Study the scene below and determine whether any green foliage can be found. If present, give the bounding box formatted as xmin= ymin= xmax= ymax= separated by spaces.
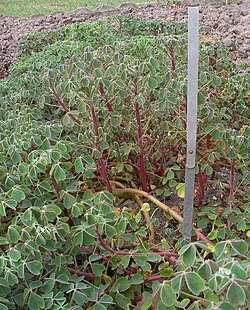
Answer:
xmin=0 ymin=16 xmax=249 ymax=309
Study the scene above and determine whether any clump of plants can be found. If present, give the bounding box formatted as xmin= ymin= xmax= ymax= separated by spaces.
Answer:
xmin=0 ymin=16 xmax=249 ymax=310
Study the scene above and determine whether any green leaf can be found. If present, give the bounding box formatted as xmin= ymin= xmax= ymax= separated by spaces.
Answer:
xmin=218 ymin=302 xmax=235 ymax=310
xmin=160 ymin=284 xmax=176 ymax=306
xmin=64 ymin=193 xmax=76 ymax=209
xmin=109 ymin=66 xmax=117 ymax=77
xmin=166 ymin=169 xmax=174 ymax=180
xmin=0 ymin=278 xmax=11 ymax=297
xmin=230 ymin=262 xmax=247 ymax=280
xmin=150 ymin=57 xmax=159 ymax=69
xmin=174 ymin=299 xmax=190 ymax=309
xmin=9 ymin=248 xmax=22 ymax=262
xmin=120 ymin=256 xmax=131 ymax=269
xmin=75 ymin=157 xmax=84 ymax=173
xmin=82 ymin=155 xmax=95 ymax=166
xmin=208 ymin=229 xmax=218 ymax=241
xmin=237 ymin=219 xmax=246 ymax=231
xmin=94 ymin=303 xmax=107 ymax=310
xmin=171 ymin=274 xmax=183 ymax=295
xmin=159 ymin=266 xmax=173 ymax=277
xmin=5 ymin=199 xmax=17 ymax=210
xmin=111 ymin=117 xmax=122 ymax=127
xmin=130 ymin=274 xmax=144 ymax=285
xmin=205 ymin=164 xmax=213 ymax=176
xmin=26 ymin=260 xmax=43 ymax=275
xmin=6 ymin=271 xmax=18 ymax=285
xmin=159 ymin=100 xmax=167 ymax=111
xmin=99 ymin=295 xmax=113 ymax=304
xmin=28 ymin=291 xmax=45 ymax=310
xmin=198 ymin=91 xmax=206 ymax=105
xmin=119 ymin=90 xmax=129 ymax=98
xmin=105 ymin=224 xmax=117 ymax=238
xmin=140 ymin=299 xmax=152 ymax=310
xmin=73 ymin=291 xmax=88 ymax=306
xmin=0 ymin=202 xmax=6 ymax=216
xmin=199 ymin=72 xmax=207 ymax=84
xmin=230 ymin=240 xmax=248 ymax=256
xmin=7 ymin=226 xmax=21 ymax=243
xmin=78 ymin=101 xmax=86 ymax=113
xmin=0 ymin=237 xmax=9 ymax=246
xmin=11 ymin=189 xmax=25 ymax=202
xmin=148 ymin=77 xmax=158 ymax=89
xmin=45 ymin=205 xmax=61 ymax=216
xmin=30 ymin=280 xmax=42 ymax=289
xmin=227 ymin=281 xmax=246 ymax=306
xmin=56 ymin=274 xmax=69 ymax=284
xmin=213 ymin=77 xmax=221 ymax=87
xmin=112 ymin=277 xmax=130 ymax=292
xmin=133 ymin=256 xmax=147 ymax=268
xmin=54 ymin=165 xmax=66 ymax=182
xmin=179 ymin=244 xmax=196 ymax=266
xmin=185 ymin=272 xmax=206 ymax=295
xmin=204 ymin=290 xmax=219 ymax=302
xmin=214 ymin=241 xmax=227 ymax=258
xmin=197 ymin=261 xmax=212 ymax=281
xmin=94 ymin=68 xmax=103 ymax=78
xmin=91 ymin=263 xmax=105 ymax=277
xmin=72 ymin=205 xmax=82 ymax=218
xmin=0 ymin=303 xmax=8 ymax=310
xmin=115 ymin=292 xmax=130 ymax=310
xmin=74 ymin=231 xmax=83 ymax=246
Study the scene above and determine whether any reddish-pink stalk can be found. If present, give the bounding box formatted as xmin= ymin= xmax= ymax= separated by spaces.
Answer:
xmin=144 ymin=275 xmax=163 ymax=283
xmin=96 ymin=230 xmax=178 ymax=258
xmin=51 ymin=177 xmax=60 ymax=197
xmin=134 ymin=82 xmax=148 ymax=192
xmin=81 ymin=246 xmax=133 ymax=275
xmin=52 ymin=88 xmax=112 ymax=192
xmin=169 ymin=45 xmax=176 ymax=72
xmin=198 ymin=168 xmax=207 ymax=207
xmin=52 ymin=88 xmax=81 ymax=125
xmin=206 ymin=133 xmax=211 ymax=149
xmin=227 ymin=158 xmax=235 ymax=229
xmin=65 ymin=266 xmax=96 ymax=280
xmin=90 ymin=104 xmax=112 ymax=193
xmin=99 ymin=82 xmax=114 ymax=112
xmin=148 ymin=156 xmax=160 ymax=170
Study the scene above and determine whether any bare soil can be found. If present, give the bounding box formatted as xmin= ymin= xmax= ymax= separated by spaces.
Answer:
xmin=0 ymin=2 xmax=249 ymax=70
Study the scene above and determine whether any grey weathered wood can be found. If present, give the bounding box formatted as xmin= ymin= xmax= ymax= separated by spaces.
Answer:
xmin=183 ymin=6 xmax=199 ymax=242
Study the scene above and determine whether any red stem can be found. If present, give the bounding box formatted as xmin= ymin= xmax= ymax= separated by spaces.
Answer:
xmin=51 ymin=177 xmax=60 ymax=197
xmin=227 ymin=158 xmax=235 ymax=229
xmin=206 ymin=134 xmax=211 ymax=149
xmin=52 ymin=87 xmax=81 ymax=125
xmin=90 ymin=104 xmax=112 ymax=193
xmin=198 ymin=168 xmax=207 ymax=207
xmin=99 ymin=82 xmax=114 ymax=112
xmin=144 ymin=275 xmax=163 ymax=283
xmin=96 ymin=230 xmax=177 ymax=258
xmin=169 ymin=45 xmax=176 ymax=72
xmin=65 ymin=266 xmax=96 ymax=280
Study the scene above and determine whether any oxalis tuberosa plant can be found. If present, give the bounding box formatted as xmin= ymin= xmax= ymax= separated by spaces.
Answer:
xmin=0 ymin=16 xmax=249 ymax=310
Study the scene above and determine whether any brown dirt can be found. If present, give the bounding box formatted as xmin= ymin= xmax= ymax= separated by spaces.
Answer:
xmin=0 ymin=2 xmax=249 ymax=70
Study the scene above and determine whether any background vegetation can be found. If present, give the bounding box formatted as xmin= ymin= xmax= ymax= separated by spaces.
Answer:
xmin=0 ymin=0 xmax=151 ymax=17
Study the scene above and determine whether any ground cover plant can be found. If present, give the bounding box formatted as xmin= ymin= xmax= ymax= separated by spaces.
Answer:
xmin=0 ymin=16 xmax=249 ymax=309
